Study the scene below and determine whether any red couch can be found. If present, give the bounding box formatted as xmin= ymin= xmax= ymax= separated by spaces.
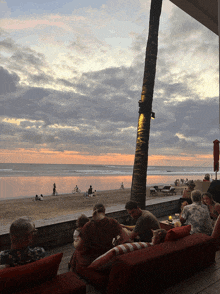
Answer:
xmin=77 ymin=233 xmax=217 ymax=294
xmin=0 ymin=253 xmax=86 ymax=294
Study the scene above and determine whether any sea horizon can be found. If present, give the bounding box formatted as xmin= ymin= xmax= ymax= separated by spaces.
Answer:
xmin=0 ymin=163 xmax=216 ymax=200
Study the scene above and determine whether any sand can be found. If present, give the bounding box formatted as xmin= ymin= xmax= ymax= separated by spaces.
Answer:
xmin=0 ymin=186 xmax=185 ymax=226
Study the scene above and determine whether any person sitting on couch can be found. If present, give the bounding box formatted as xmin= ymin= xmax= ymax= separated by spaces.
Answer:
xmin=202 ymin=192 xmax=220 ymax=223
xmin=121 ymin=201 xmax=160 ymax=242
xmin=69 ymin=203 xmax=123 ymax=271
xmin=180 ymin=190 xmax=213 ymax=236
xmin=0 ymin=217 xmax=45 ymax=268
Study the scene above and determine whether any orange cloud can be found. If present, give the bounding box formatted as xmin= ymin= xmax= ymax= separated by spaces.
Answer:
xmin=0 ymin=148 xmax=214 ymax=166
xmin=148 ymin=154 xmax=213 ymax=166
xmin=0 ymin=149 xmax=134 ymax=165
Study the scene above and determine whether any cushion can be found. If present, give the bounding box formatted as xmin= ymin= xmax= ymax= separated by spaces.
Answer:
xmin=88 ymin=242 xmax=149 ymax=270
xmin=0 ymin=252 xmax=63 ymax=293
xmin=164 ymin=225 xmax=191 ymax=242
xmin=16 ymin=272 xmax=86 ymax=294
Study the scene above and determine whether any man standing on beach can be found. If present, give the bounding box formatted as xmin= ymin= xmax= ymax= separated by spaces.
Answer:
xmin=53 ymin=183 xmax=56 ymax=195
xmin=122 ymin=201 xmax=160 ymax=242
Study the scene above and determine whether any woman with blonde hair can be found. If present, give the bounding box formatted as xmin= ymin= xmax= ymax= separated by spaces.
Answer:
xmin=69 ymin=203 xmax=123 ymax=271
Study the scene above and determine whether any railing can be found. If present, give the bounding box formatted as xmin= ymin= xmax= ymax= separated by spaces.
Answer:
xmin=0 ymin=196 xmax=181 ymax=250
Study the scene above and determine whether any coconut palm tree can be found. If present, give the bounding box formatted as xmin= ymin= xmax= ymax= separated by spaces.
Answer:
xmin=131 ymin=0 xmax=163 ymax=209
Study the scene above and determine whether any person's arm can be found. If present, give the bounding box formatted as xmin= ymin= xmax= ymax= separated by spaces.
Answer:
xmin=128 ymin=230 xmax=139 ymax=240
xmin=180 ymin=216 xmax=186 ymax=225
xmin=215 ymin=204 xmax=220 ymax=216
xmin=180 ymin=207 xmax=187 ymax=225
xmin=120 ymin=224 xmax=135 ymax=231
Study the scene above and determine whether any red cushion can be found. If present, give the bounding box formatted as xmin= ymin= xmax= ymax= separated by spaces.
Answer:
xmin=88 ymin=242 xmax=149 ymax=270
xmin=164 ymin=225 xmax=191 ymax=242
xmin=16 ymin=272 xmax=86 ymax=294
xmin=0 ymin=253 xmax=63 ymax=293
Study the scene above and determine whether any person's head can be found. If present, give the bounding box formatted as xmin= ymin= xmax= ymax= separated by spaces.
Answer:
xmin=151 ymin=229 xmax=167 ymax=245
xmin=204 ymin=174 xmax=210 ymax=181
xmin=10 ymin=217 xmax=37 ymax=249
xmin=125 ymin=201 xmax=142 ymax=219
xmin=76 ymin=214 xmax=90 ymax=228
xmin=93 ymin=203 xmax=105 ymax=217
xmin=187 ymin=180 xmax=195 ymax=190
xmin=191 ymin=190 xmax=202 ymax=203
xmin=202 ymin=192 xmax=215 ymax=206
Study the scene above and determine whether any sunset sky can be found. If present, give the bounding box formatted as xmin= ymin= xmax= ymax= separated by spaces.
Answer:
xmin=0 ymin=0 xmax=219 ymax=166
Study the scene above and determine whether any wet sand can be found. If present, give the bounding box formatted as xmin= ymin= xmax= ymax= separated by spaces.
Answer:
xmin=0 ymin=186 xmax=185 ymax=226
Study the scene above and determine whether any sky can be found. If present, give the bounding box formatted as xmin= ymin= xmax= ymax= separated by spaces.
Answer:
xmin=0 ymin=0 xmax=219 ymax=166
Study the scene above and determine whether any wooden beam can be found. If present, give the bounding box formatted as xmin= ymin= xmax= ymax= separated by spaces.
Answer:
xmin=170 ymin=0 xmax=218 ymax=35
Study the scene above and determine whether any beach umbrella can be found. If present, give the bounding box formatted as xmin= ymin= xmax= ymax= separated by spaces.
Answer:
xmin=130 ymin=0 xmax=163 ymax=209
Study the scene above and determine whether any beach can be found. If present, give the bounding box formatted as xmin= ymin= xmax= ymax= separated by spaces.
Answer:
xmin=0 ymin=163 xmax=213 ymax=200
xmin=0 ymin=186 xmax=185 ymax=226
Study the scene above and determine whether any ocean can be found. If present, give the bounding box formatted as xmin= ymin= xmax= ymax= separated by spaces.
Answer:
xmin=0 ymin=163 xmax=215 ymax=200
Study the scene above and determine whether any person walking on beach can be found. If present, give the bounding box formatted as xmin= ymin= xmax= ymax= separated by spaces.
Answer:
xmin=120 ymin=182 xmax=124 ymax=189
xmin=121 ymin=201 xmax=160 ymax=242
xmin=53 ymin=183 xmax=56 ymax=196
xmin=88 ymin=185 xmax=93 ymax=197
xmin=0 ymin=217 xmax=45 ymax=267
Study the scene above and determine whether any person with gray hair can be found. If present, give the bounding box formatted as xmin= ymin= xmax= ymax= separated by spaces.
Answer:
xmin=180 ymin=190 xmax=213 ymax=235
xmin=0 ymin=217 xmax=45 ymax=267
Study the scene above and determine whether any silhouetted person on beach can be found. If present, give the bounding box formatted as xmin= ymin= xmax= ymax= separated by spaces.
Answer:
xmin=88 ymin=185 xmax=93 ymax=196
xmin=120 ymin=182 xmax=124 ymax=189
xmin=53 ymin=183 xmax=56 ymax=196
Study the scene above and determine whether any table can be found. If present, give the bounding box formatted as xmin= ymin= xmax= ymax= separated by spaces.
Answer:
xmin=160 ymin=218 xmax=181 ymax=230
xmin=160 ymin=220 xmax=174 ymax=231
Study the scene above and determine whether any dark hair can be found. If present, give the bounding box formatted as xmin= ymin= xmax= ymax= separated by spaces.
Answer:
xmin=204 ymin=174 xmax=210 ymax=181
xmin=202 ymin=192 xmax=215 ymax=205
xmin=125 ymin=201 xmax=138 ymax=210
xmin=93 ymin=203 xmax=105 ymax=217
xmin=76 ymin=214 xmax=89 ymax=228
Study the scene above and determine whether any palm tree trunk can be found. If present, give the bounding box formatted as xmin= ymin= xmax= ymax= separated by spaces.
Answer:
xmin=131 ymin=0 xmax=163 ymax=209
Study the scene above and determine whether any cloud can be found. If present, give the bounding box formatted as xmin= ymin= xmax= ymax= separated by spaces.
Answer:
xmin=0 ymin=0 xmax=218 ymax=164
xmin=0 ymin=66 xmax=20 ymax=95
